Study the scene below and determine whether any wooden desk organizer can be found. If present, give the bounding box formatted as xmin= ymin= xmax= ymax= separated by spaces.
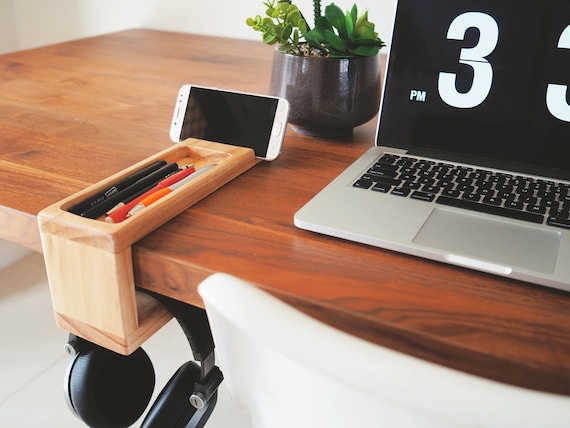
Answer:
xmin=38 ymin=139 xmax=257 ymax=355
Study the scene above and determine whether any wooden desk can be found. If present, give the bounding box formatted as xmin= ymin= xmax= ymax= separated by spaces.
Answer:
xmin=1 ymin=29 xmax=569 ymax=395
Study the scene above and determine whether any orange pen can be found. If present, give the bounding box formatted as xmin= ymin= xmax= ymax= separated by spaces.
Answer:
xmin=126 ymin=163 xmax=217 ymax=218
xmin=127 ymin=187 xmax=170 ymax=216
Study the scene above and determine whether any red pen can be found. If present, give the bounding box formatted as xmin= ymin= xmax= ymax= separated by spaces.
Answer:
xmin=105 ymin=164 xmax=195 ymax=223
xmin=126 ymin=163 xmax=217 ymax=218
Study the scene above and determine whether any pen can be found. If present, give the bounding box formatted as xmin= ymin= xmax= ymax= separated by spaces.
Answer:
xmin=106 ymin=164 xmax=195 ymax=215
xmin=81 ymin=162 xmax=179 ymax=219
xmin=126 ymin=163 xmax=217 ymax=219
xmin=105 ymin=183 xmax=157 ymax=215
xmin=105 ymin=164 xmax=199 ymax=223
xmin=68 ymin=160 xmax=167 ymax=215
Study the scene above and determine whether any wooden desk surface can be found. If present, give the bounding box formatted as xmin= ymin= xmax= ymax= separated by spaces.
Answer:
xmin=1 ymin=29 xmax=569 ymax=395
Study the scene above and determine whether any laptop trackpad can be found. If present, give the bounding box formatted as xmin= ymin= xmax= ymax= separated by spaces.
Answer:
xmin=413 ymin=208 xmax=561 ymax=274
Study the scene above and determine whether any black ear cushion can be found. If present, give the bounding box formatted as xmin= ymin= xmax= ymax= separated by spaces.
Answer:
xmin=67 ymin=346 xmax=155 ymax=428
xmin=142 ymin=361 xmax=215 ymax=428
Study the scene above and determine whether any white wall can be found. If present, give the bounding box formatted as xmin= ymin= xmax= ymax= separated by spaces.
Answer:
xmin=9 ymin=0 xmax=154 ymax=52
xmin=0 ymin=0 xmax=18 ymax=54
xmin=141 ymin=0 xmax=396 ymax=45
xmin=2 ymin=0 xmax=396 ymax=53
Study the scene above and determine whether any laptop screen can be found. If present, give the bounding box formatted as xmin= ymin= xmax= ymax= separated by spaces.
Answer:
xmin=377 ymin=0 xmax=570 ymax=180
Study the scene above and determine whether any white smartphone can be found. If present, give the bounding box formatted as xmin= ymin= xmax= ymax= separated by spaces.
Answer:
xmin=170 ymin=84 xmax=289 ymax=161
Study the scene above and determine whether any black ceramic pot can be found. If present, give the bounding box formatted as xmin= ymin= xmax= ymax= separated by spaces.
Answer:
xmin=269 ymin=49 xmax=381 ymax=139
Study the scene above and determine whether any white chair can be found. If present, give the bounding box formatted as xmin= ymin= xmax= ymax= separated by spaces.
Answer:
xmin=198 ymin=273 xmax=570 ymax=428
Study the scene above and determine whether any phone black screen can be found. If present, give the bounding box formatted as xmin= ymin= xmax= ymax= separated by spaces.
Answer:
xmin=180 ymin=87 xmax=279 ymax=157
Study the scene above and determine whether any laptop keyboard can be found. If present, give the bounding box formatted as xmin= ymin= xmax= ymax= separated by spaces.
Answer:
xmin=353 ymin=153 xmax=570 ymax=230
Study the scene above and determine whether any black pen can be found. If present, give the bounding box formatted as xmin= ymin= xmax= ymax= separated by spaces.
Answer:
xmin=105 ymin=183 xmax=157 ymax=215
xmin=68 ymin=160 xmax=167 ymax=215
xmin=80 ymin=162 xmax=179 ymax=219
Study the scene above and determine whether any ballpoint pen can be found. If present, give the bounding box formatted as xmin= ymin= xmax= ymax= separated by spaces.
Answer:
xmin=68 ymin=160 xmax=167 ymax=215
xmin=105 ymin=164 xmax=200 ymax=223
xmin=125 ymin=163 xmax=217 ymax=219
xmin=81 ymin=162 xmax=179 ymax=219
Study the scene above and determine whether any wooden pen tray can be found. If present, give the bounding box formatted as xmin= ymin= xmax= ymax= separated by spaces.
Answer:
xmin=38 ymin=139 xmax=257 ymax=354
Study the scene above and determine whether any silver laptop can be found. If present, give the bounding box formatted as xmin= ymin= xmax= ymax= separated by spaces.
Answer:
xmin=294 ymin=0 xmax=570 ymax=292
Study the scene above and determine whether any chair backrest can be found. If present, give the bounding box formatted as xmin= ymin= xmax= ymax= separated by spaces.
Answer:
xmin=198 ymin=273 xmax=570 ymax=428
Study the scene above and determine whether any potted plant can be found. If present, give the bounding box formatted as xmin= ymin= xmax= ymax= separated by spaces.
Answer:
xmin=247 ymin=0 xmax=385 ymax=138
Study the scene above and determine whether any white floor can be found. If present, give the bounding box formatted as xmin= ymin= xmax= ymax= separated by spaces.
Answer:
xmin=0 ymin=247 xmax=252 ymax=427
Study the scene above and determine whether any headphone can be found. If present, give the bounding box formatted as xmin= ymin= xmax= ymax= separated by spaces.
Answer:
xmin=63 ymin=290 xmax=223 ymax=428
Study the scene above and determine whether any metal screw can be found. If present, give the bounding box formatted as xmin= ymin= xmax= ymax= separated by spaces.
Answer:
xmin=63 ymin=342 xmax=78 ymax=356
xmin=189 ymin=392 xmax=206 ymax=409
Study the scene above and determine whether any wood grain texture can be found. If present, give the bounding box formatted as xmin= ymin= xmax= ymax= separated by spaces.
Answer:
xmin=54 ymin=291 xmax=173 ymax=355
xmin=1 ymin=30 xmax=569 ymax=394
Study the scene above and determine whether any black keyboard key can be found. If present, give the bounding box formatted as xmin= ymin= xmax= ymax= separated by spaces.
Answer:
xmin=553 ymin=184 xmax=569 ymax=197
xmin=416 ymin=161 xmax=434 ymax=170
xmin=401 ymin=181 xmax=421 ymax=190
xmin=547 ymin=216 xmax=570 ymax=230
xmin=437 ymin=173 xmax=454 ymax=181
xmin=419 ymin=169 xmax=436 ymax=178
xmin=474 ymin=179 xmax=493 ymax=189
xmin=378 ymin=154 xmax=399 ymax=164
xmin=371 ymin=182 xmax=392 ymax=193
xmin=396 ymin=157 xmax=414 ymax=167
xmin=521 ymin=195 xmax=537 ymax=205
xmin=373 ymin=161 xmax=399 ymax=171
xmin=369 ymin=176 xmax=401 ymax=187
xmin=411 ymin=191 xmax=436 ymax=202
xmin=438 ymin=179 xmax=454 ymax=188
xmin=547 ymin=201 xmax=562 ymax=212
xmin=462 ymin=193 xmax=481 ymax=202
xmin=353 ymin=179 xmax=373 ymax=189
xmin=396 ymin=171 xmax=410 ymax=180
xmin=473 ymin=169 xmax=492 ymax=179
xmin=488 ymin=174 xmax=508 ymax=185
xmin=391 ymin=187 xmax=411 ymax=197
xmin=531 ymin=181 xmax=550 ymax=192
xmin=457 ymin=176 xmax=474 ymax=185
xmin=495 ymin=184 xmax=513 ymax=193
xmin=436 ymin=195 xmax=544 ymax=224
xmin=538 ymin=191 xmax=558 ymax=202
xmin=506 ymin=200 xmax=524 ymax=210
xmin=433 ymin=164 xmax=452 ymax=173
xmin=527 ymin=205 xmax=547 ymax=214
xmin=368 ymin=166 xmax=398 ymax=178
xmin=499 ymin=191 xmax=516 ymax=201
xmin=417 ymin=177 xmax=435 ymax=186
xmin=457 ymin=184 xmax=475 ymax=194
xmin=482 ymin=195 xmax=502 ymax=206
xmin=360 ymin=173 xmax=400 ymax=187
xmin=442 ymin=189 xmax=461 ymax=198
xmin=512 ymin=177 xmax=527 ymax=186
xmin=422 ymin=185 xmax=440 ymax=193
xmin=551 ymin=207 xmax=570 ymax=218
xmin=477 ymin=187 xmax=493 ymax=196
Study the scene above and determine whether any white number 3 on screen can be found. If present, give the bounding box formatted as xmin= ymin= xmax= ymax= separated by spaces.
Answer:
xmin=438 ymin=12 xmax=499 ymax=109
xmin=546 ymin=25 xmax=570 ymax=122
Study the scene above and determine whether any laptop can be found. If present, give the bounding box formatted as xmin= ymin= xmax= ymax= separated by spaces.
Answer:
xmin=294 ymin=0 xmax=570 ymax=292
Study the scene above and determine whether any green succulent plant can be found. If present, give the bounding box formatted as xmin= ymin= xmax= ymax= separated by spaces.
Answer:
xmin=246 ymin=1 xmax=385 ymax=58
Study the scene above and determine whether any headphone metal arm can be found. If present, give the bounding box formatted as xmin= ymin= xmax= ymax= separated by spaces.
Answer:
xmin=138 ymin=287 xmax=224 ymax=409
